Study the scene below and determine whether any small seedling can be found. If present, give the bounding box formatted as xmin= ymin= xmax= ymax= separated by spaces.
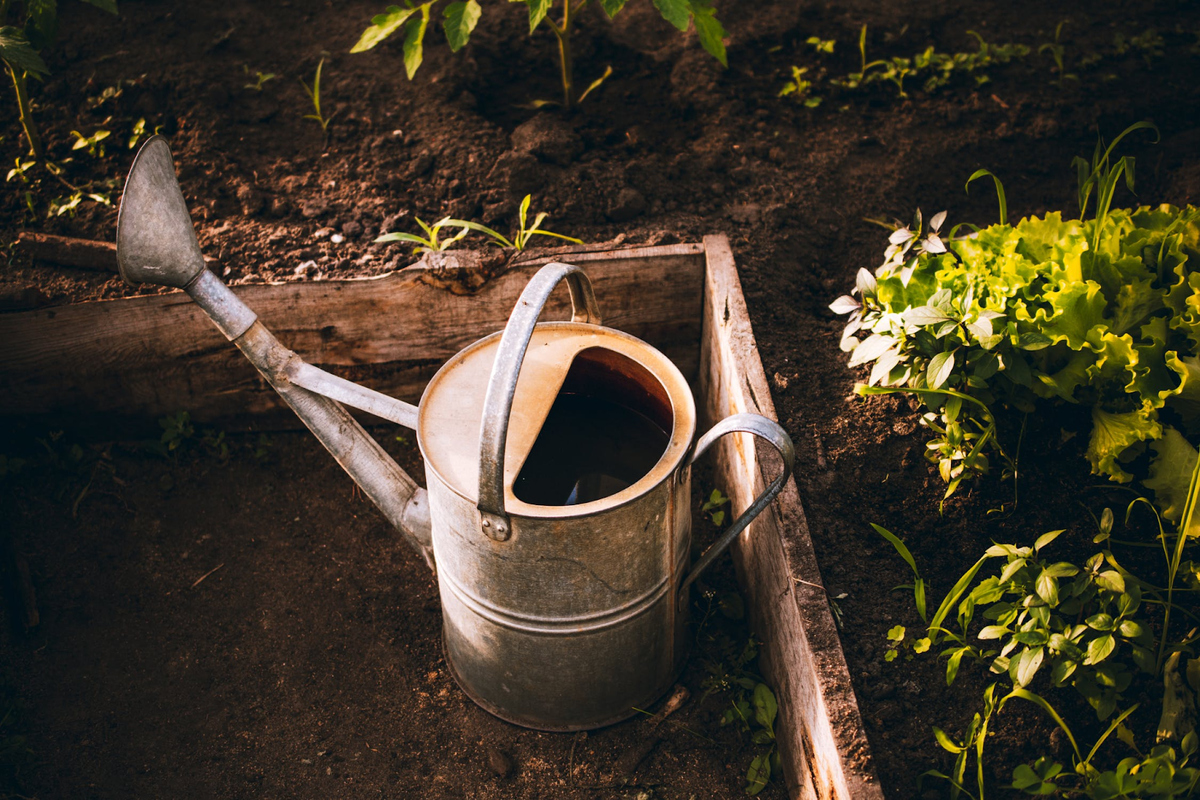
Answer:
xmin=375 ymin=215 xmax=471 ymax=254
xmin=71 ymin=129 xmax=111 ymax=158
xmin=806 ymin=35 xmax=835 ymax=54
xmin=448 ymin=195 xmax=583 ymax=251
xmin=242 ymin=65 xmax=277 ymax=90
xmin=702 ymin=488 xmax=729 ymax=526
xmin=778 ymin=66 xmax=822 ymax=107
xmin=299 ymin=57 xmax=333 ymax=132
xmin=1039 ymin=21 xmax=1078 ymax=86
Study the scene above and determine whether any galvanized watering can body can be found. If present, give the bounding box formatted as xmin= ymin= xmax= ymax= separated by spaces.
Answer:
xmin=116 ymin=137 xmax=794 ymax=731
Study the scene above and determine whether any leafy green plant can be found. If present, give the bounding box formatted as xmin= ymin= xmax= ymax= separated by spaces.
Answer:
xmin=1039 ymin=21 xmax=1078 ymax=86
xmin=1 ymin=0 xmax=118 ymax=159
xmin=299 ymin=57 xmax=333 ymax=132
xmin=778 ymin=65 xmax=821 ymax=107
xmin=702 ymin=488 xmax=729 ymax=525
xmin=694 ymin=590 xmax=779 ymax=795
xmin=447 ymin=195 xmax=583 ymax=251
xmin=375 ymin=215 xmax=471 ymax=254
xmin=1006 ymin=689 xmax=1199 ymax=798
xmin=832 ymin=128 xmax=1200 ymax=521
xmin=1114 ymin=29 xmax=1166 ymax=67
xmin=922 ymin=682 xmax=1000 ymax=799
xmin=805 ymin=35 xmax=834 ymax=54
xmin=70 ymin=128 xmax=109 ymax=158
xmin=351 ymin=0 xmax=726 ymax=110
xmin=828 ymin=28 xmax=1030 ymax=98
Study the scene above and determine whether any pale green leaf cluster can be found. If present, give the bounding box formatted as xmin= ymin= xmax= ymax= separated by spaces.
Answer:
xmin=834 ymin=203 xmax=1200 ymax=522
xmin=352 ymin=0 xmax=727 ymax=76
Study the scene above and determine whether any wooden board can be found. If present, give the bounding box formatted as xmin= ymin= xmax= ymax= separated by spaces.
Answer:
xmin=0 ymin=243 xmax=704 ymax=427
xmin=699 ymin=235 xmax=882 ymax=799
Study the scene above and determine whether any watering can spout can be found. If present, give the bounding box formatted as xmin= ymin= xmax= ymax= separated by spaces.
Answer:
xmin=116 ymin=136 xmax=434 ymax=570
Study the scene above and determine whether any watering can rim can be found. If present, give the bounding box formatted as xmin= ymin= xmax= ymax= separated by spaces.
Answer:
xmin=416 ymin=319 xmax=697 ymax=520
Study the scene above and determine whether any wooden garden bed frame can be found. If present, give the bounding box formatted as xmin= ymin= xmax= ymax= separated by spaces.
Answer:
xmin=0 ymin=235 xmax=882 ymax=799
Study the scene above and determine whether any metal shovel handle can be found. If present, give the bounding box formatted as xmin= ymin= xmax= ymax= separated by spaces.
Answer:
xmin=679 ymin=413 xmax=795 ymax=596
xmin=477 ymin=262 xmax=602 ymax=542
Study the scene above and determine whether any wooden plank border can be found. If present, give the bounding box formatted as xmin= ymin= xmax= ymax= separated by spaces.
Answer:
xmin=0 ymin=243 xmax=704 ymax=426
xmin=699 ymin=235 xmax=881 ymax=799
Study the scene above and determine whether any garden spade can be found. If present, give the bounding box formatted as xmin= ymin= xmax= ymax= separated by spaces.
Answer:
xmin=115 ymin=135 xmax=795 ymax=731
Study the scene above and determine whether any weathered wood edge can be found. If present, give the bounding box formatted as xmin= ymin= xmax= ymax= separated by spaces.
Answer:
xmin=699 ymin=235 xmax=881 ymax=800
xmin=0 ymin=242 xmax=705 ymax=425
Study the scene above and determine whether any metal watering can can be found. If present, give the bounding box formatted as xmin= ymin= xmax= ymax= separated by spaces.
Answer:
xmin=115 ymin=137 xmax=795 ymax=731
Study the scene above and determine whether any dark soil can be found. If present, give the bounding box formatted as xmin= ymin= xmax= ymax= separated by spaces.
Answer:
xmin=1 ymin=429 xmax=771 ymax=799
xmin=4 ymin=0 xmax=1200 ymax=797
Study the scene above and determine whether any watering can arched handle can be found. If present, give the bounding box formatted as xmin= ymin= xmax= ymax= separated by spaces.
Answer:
xmin=477 ymin=262 xmax=602 ymax=542
xmin=678 ymin=413 xmax=795 ymax=596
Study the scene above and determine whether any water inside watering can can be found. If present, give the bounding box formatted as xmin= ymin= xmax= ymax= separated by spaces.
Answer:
xmin=513 ymin=394 xmax=669 ymax=506
xmin=512 ymin=346 xmax=674 ymax=507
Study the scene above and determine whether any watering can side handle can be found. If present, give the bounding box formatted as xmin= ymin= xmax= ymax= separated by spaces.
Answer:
xmin=477 ymin=262 xmax=602 ymax=542
xmin=678 ymin=414 xmax=795 ymax=596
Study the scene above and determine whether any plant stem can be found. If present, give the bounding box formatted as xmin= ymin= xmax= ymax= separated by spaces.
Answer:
xmin=554 ymin=0 xmax=575 ymax=110
xmin=7 ymin=64 xmax=42 ymax=159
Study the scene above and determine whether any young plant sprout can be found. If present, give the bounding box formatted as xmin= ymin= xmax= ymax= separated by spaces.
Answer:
xmin=299 ymin=58 xmax=334 ymax=132
xmin=243 ymin=65 xmax=277 ymax=91
xmin=351 ymin=0 xmax=726 ymax=111
xmin=447 ymin=195 xmax=583 ymax=251
xmin=375 ymin=216 xmax=471 ymax=254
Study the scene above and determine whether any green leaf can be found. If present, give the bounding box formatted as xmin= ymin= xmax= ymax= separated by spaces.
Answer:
xmin=752 ymin=683 xmax=777 ymax=730
xmin=599 ymin=0 xmax=627 ymax=17
xmin=745 ymin=752 xmax=771 ymax=795
xmin=652 ymin=0 xmax=691 ymax=31
xmin=1086 ymin=405 xmax=1162 ymax=484
xmin=1015 ymin=646 xmax=1045 ymax=687
xmin=442 ymin=0 xmax=481 ymax=52
xmin=1144 ymin=426 xmax=1199 ymax=534
xmin=24 ymin=0 xmax=58 ymax=48
xmin=927 ymin=351 xmax=956 ymax=390
xmin=887 ymin=624 xmax=906 ymax=642
xmin=965 ymin=168 xmax=1008 ymax=225
xmin=933 ymin=726 xmax=966 ymax=753
xmin=351 ymin=5 xmax=417 ymax=52
xmin=1036 ymin=571 xmax=1059 ymax=606
xmin=78 ymin=0 xmax=118 ymax=13
xmin=905 ymin=305 xmax=954 ymax=326
xmin=402 ymin=4 xmax=432 ymax=79
xmin=526 ymin=0 xmax=551 ymax=33
xmin=1086 ymin=634 xmax=1116 ymax=665
xmin=1086 ymin=613 xmax=1115 ymax=632
xmin=1095 ymin=570 xmax=1125 ymax=594
xmin=0 ymin=26 xmax=50 ymax=76
xmin=688 ymin=0 xmax=727 ymax=67
xmin=1034 ymin=529 xmax=1064 ymax=552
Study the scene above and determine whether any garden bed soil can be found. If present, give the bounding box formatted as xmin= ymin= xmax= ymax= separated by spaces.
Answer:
xmin=4 ymin=0 xmax=1200 ymax=796
xmin=1 ymin=429 xmax=787 ymax=799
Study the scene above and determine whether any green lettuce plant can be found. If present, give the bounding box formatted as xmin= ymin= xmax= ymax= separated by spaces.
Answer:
xmin=1 ymin=0 xmax=118 ymax=159
xmin=833 ymin=131 xmax=1200 ymax=525
xmin=351 ymin=0 xmax=726 ymax=110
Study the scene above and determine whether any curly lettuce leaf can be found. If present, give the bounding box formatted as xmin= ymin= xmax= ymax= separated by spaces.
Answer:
xmin=1144 ymin=426 xmax=1199 ymax=535
xmin=1087 ymin=404 xmax=1162 ymax=483
xmin=1036 ymin=350 xmax=1094 ymax=403
xmin=1166 ymin=354 xmax=1200 ymax=434
xmin=1036 ymin=281 xmax=1108 ymax=350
